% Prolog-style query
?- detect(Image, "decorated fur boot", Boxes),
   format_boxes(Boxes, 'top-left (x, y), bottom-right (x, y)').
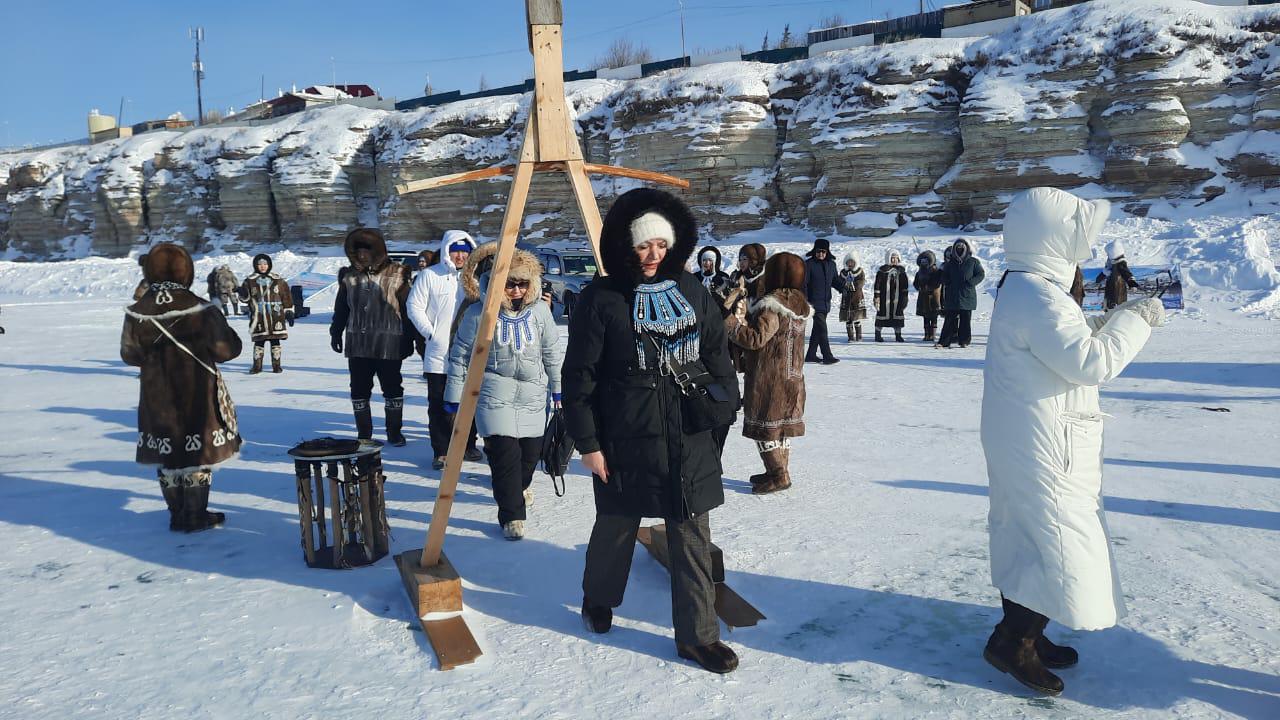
top-left (270, 344), bottom-right (283, 373)
top-left (179, 471), bottom-right (226, 533)
top-left (752, 448), bottom-right (792, 494)
top-left (385, 397), bottom-right (406, 447)
top-left (352, 399), bottom-right (374, 441)
top-left (249, 344), bottom-right (264, 374)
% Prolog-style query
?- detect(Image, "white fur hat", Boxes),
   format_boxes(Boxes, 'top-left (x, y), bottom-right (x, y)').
top-left (630, 212), bottom-right (676, 248)
top-left (1105, 239), bottom-right (1125, 260)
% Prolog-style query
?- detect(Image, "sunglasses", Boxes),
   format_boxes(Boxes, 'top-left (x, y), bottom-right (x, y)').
top-left (505, 279), bottom-right (530, 290)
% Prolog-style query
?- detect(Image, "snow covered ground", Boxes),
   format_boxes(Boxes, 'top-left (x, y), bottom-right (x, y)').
top-left (0, 212), bottom-right (1278, 718)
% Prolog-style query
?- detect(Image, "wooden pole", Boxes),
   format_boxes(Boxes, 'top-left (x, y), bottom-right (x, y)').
top-left (393, 162), bottom-right (688, 196)
top-left (564, 159), bottom-right (606, 271)
top-left (421, 155), bottom-right (537, 568)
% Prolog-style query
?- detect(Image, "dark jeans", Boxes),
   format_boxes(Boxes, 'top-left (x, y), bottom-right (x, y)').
top-left (583, 512), bottom-right (719, 645)
top-left (939, 310), bottom-right (972, 347)
top-left (425, 372), bottom-right (477, 458)
top-left (483, 435), bottom-right (541, 524)
top-left (806, 311), bottom-right (834, 361)
top-left (348, 357), bottom-right (403, 401)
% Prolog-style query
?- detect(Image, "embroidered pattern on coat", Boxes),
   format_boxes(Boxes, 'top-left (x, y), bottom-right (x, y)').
top-left (633, 280), bottom-right (698, 370)
top-left (497, 310), bottom-right (535, 353)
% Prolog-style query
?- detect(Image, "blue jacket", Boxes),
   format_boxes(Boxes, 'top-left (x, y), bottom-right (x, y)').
top-left (804, 256), bottom-right (846, 314)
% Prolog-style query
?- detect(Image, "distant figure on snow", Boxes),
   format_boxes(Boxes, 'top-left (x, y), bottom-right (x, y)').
top-left (913, 250), bottom-right (943, 343)
top-left (982, 187), bottom-right (1163, 696)
top-left (121, 243), bottom-right (242, 533)
top-left (330, 228), bottom-right (413, 447)
top-left (1096, 240), bottom-right (1140, 310)
top-left (937, 239), bottom-right (985, 349)
top-left (695, 245), bottom-right (732, 298)
top-left (803, 238), bottom-right (846, 364)
top-left (237, 254), bottom-right (294, 374)
top-left (838, 251), bottom-right (867, 342)
top-left (724, 243), bottom-right (767, 371)
top-left (207, 265), bottom-right (241, 316)
top-left (873, 250), bottom-right (909, 343)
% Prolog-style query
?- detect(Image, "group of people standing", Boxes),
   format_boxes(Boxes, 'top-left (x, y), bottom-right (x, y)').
top-left (120, 183), bottom-right (1167, 688)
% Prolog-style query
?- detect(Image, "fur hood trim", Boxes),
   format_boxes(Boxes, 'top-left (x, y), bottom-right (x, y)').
top-left (750, 288), bottom-right (812, 320)
top-left (124, 301), bottom-right (210, 321)
top-left (344, 228), bottom-right (389, 272)
top-left (459, 242), bottom-right (543, 309)
top-left (143, 243), bottom-right (195, 287)
top-left (599, 188), bottom-right (698, 286)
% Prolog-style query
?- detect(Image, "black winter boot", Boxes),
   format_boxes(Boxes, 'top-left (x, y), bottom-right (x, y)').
top-left (1001, 596), bottom-right (1078, 668)
top-left (894, 329), bottom-right (905, 342)
top-left (250, 344), bottom-right (264, 374)
top-left (582, 598), bottom-right (613, 633)
top-left (181, 483), bottom-right (226, 533)
top-left (385, 397), bottom-right (406, 447)
top-left (855, 323), bottom-right (862, 342)
top-left (270, 343), bottom-right (282, 373)
top-left (352, 399), bottom-right (374, 441)
top-left (161, 485), bottom-right (185, 532)
top-left (677, 641), bottom-right (739, 674)
top-left (984, 601), bottom-right (1064, 696)
top-left (846, 323), bottom-right (855, 342)
top-left (875, 329), bottom-right (884, 342)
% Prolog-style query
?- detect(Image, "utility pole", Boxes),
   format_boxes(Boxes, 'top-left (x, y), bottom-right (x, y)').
top-left (678, 0), bottom-right (688, 67)
top-left (190, 27), bottom-right (205, 125)
top-left (331, 57), bottom-right (338, 103)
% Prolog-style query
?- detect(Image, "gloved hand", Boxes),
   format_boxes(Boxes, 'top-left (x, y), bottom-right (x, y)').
top-left (444, 402), bottom-right (459, 414)
top-left (1084, 314), bottom-right (1107, 334)
top-left (330, 335), bottom-right (343, 354)
top-left (286, 311), bottom-right (295, 327)
top-left (551, 392), bottom-right (562, 409)
top-left (1120, 297), bottom-right (1165, 328)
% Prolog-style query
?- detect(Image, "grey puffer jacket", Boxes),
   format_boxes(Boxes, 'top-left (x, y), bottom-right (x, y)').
top-left (444, 250), bottom-right (564, 439)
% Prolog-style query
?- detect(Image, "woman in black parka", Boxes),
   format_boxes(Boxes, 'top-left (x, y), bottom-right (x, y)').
top-left (562, 188), bottom-right (741, 674)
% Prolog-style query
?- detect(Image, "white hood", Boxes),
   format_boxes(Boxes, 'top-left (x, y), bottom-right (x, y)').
top-left (437, 230), bottom-right (477, 272)
top-left (1105, 239), bottom-right (1125, 262)
top-left (843, 251), bottom-right (861, 271)
top-left (1003, 187), bottom-right (1110, 288)
top-left (884, 249), bottom-right (902, 267)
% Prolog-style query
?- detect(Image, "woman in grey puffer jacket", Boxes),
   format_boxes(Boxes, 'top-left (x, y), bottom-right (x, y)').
top-left (445, 243), bottom-right (564, 540)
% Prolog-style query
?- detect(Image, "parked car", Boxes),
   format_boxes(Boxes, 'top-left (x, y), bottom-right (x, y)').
top-left (531, 243), bottom-right (597, 318)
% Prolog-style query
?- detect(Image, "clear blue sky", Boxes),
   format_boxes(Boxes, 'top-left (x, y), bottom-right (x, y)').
top-left (1, 0), bottom-right (937, 148)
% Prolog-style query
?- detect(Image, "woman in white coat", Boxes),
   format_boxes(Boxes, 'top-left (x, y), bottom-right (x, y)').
top-left (981, 187), bottom-right (1165, 696)
top-left (445, 245), bottom-right (564, 540)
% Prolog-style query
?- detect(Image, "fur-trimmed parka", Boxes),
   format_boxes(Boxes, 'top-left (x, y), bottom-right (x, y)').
top-left (562, 188), bottom-right (739, 520)
top-left (726, 252), bottom-right (810, 442)
top-left (121, 243), bottom-right (243, 471)
top-left (331, 228), bottom-right (413, 360)
top-left (875, 250), bottom-right (910, 329)
top-left (838, 252), bottom-right (867, 323)
top-left (913, 250), bottom-right (943, 318)
top-left (239, 254), bottom-right (294, 341)
top-left (695, 245), bottom-right (732, 298)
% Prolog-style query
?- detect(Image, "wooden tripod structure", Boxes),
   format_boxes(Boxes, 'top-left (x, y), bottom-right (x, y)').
top-left (393, 0), bottom-right (688, 670)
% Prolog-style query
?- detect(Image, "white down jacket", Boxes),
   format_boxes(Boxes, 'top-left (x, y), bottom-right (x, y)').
top-left (407, 230), bottom-right (477, 374)
top-left (981, 187), bottom-right (1153, 631)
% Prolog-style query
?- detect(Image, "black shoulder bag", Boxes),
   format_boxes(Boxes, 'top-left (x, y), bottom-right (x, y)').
top-left (641, 332), bottom-right (732, 434)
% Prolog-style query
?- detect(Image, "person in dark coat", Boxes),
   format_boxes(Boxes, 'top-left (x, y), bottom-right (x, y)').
top-left (938, 238), bottom-right (985, 348)
top-left (1096, 240), bottom-right (1140, 310)
top-left (802, 238), bottom-right (845, 364)
top-left (874, 250), bottom-right (910, 342)
top-left (562, 188), bottom-right (741, 675)
top-left (838, 251), bottom-right (868, 342)
top-left (121, 243), bottom-right (242, 533)
top-left (238, 253), bottom-right (294, 374)
top-left (724, 243), bottom-right (767, 371)
top-left (913, 250), bottom-right (943, 342)
top-left (695, 245), bottom-right (732, 298)
top-left (330, 228), bottom-right (413, 447)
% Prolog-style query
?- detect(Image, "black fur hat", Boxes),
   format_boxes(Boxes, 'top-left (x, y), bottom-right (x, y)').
top-left (252, 253), bottom-right (273, 273)
top-left (599, 188), bottom-right (698, 286)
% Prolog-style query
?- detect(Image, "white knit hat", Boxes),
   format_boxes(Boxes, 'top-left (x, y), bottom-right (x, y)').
top-left (630, 212), bottom-right (675, 248)
top-left (699, 250), bottom-right (716, 263)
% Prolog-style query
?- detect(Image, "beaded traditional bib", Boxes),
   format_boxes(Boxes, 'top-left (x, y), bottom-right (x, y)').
top-left (632, 280), bottom-right (698, 370)
top-left (497, 310), bottom-right (535, 353)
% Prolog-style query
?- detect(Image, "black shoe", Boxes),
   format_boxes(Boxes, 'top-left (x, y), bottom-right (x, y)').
top-left (464, 447), bottom-right (484, 462)
top-left (820, 357), bottom-right (840, 365)
top-left (431, 456), bottom-right (446, 470)
top-left (958, 343), bottom-right (969, 348)
top-left (804, 355), bottom-right (820, 363)
top-left (984, 625), bottom-right (1064, 696)
top-left (1035, 634), bottom-right (1079, 669)
top-left (581, 599), bottom-right (612, 633)
top-left (677, 641), bottom-right (739, 674)
top-left (895, 332), bottom-right (905, 343)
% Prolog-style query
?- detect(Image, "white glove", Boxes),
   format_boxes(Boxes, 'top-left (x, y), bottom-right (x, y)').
top-left (1084, 314), bottom-right (1107, 334)
top-left (1119, 297), bottom-right (1165, 328)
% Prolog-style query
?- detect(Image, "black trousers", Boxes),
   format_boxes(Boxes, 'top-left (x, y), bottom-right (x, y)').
top-left (483, 435), bottom-right (541, 524)
top-left (939, 310), bottom-right (972, 347)
top-left (806, 311), bottom-right (834, 361)
top-left (425, 372), bottom-right (477, 458)
top-left (348, 357), bottom-right (403, 401)
top-left (583, 512), bottom-right (719, 645)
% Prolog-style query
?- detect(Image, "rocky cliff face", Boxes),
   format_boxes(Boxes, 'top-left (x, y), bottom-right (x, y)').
top-left (3, 1), bottom-right (1278, 260)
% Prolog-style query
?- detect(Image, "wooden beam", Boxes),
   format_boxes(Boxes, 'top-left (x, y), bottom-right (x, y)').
top-left (395, 161), bottom-right (689, 196)
top-left (531, 24), bottom-right (572, 162)
top-left (420, 157), bottom-right (537, 568)
top-left (564, 159), bottom-right (606, 272)
top-left (525, 0), bottom-right (562, 25)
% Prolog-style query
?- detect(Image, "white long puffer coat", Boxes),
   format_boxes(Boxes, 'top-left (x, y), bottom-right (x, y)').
top-left (407, 230), bottom-right (477, 374)
top-left (981, 187), bottom-right (1153, 631)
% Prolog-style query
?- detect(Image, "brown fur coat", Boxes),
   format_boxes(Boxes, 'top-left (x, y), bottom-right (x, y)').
top-left (726, 288), bottom-right (810, 442)
top-left (122, 246), bottom-right (243, 471)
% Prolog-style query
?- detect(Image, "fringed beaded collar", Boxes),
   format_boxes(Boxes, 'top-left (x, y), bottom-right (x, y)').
top-left (497, 309), bottom-right (535, 353)
top-left (632, 280), bottom-right (698, 370)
